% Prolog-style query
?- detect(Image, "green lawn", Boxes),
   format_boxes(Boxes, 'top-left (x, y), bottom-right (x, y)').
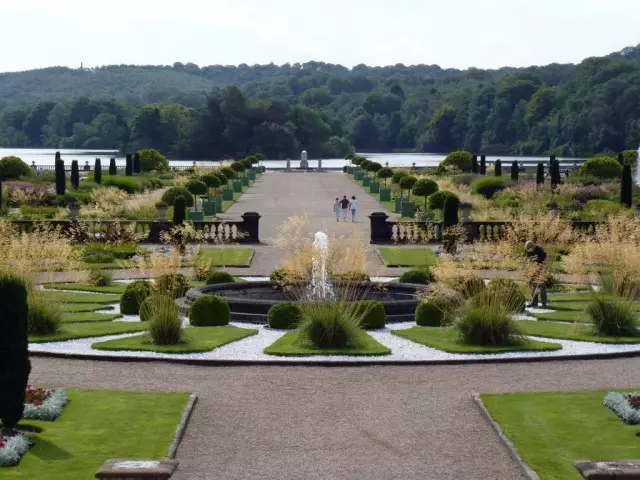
top-left (547, 293), bottom-right (592, 302)
top-left (532, 310), bottom-right (588, 323)
top-left (92, 325), bottom-right (258, 353)
top-left (393, 326), bottom-right (561, 353)
top-left (481, 390), bottom-right (640, 480)
top-left (29, 322), bottom-right (147, 343)
top-left (57, 303), bottom-right (114, 313)
top-left (517, 320), bottom-right (640, 343)
top-left (378, 247), bottom-right (440, 267)
top-left (43, 283), bottom-right (128, 294)
top-left (264, 330), bottom-right (391, 356)
top-left (39, 291), bottom-right (121, 304)
top-left (60, 312), bottom-right (122, 323)
top-left (546, 301), bottom-right (591, 312)
top-left (2, 389), bottom-right (189, 480)
top-left (197, 247), bottom-right (254, 267)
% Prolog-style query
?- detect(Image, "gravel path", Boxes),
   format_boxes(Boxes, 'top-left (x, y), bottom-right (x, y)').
top-left (29, 356), bottom-right (640, 479)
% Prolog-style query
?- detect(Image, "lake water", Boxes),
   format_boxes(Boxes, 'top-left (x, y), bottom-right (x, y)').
top-left (0, 148), bottom-right (586, 169)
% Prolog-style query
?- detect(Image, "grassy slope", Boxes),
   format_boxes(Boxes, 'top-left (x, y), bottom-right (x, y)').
top-left (92, 326), bottom-right (258, 353)
top-left (518, 320), bottom-right (640, 343)
top-left (481, 390), bottom-right (640, 480)
top-left (264, 330), bottom-right (391, 356)
top-left (3, 389), bottom-right (189, 480)
top-left (29, 322), bottom-right (147, 343)
top-left (378, 247), bottom-right (440, 267)
top-left (393, 327), bottom-right (561, 353)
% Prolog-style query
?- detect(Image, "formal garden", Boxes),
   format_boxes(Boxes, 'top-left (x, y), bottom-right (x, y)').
top-left (2, 149), bottom-right (640, 478)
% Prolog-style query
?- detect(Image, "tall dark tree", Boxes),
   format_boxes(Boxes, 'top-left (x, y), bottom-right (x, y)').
top-left (494, 159), bottom-right (502, 176)
top-left (536, 162), bottom-right (545, 186)
top-left (618, 152), bottom-right (624, 165)
top-left (109, 157), bottom-right (117, 175)
top-left (173, 196), bottom-right (186, 225)
top-left (70, 160), bottom-right (79, 189)
top-left (471, 154), bottom-right (478, 174)
top-left (480, 155), bottom-right (486, 175)
top-left (55, 159), bottom-right (65, 195)
top-left (133, 152), bottom-right (140, 174)
top-left (0, 273), bottom-right (30, 430)
top-left (125, 153), bottom-right (133, 176)
top-left (510, 160), bottom-right (518, 181)
top-left (94, 158), bottom-right (102, 184)
top-left (550, 159), bottom-right (561, 187)
top-left (621, 164), bottom-right (633, 207)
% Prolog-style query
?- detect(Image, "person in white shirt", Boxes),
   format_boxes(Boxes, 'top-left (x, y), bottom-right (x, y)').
top-left (350, 196), bottom-right (358, 222)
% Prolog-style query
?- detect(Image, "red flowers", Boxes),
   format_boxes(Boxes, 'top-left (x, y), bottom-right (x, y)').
top-left (0, 435), bottom-right (5, 449)
top-left (625, 394), bottom-right (640, 410)
top-left (24, 385), bottom-right (52, 407)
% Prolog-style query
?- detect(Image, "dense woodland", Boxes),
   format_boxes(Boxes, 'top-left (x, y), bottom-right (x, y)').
top-left (1, 45), bottom-right (640, 159)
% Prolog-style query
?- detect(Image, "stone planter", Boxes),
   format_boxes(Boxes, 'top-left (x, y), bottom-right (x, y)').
top-left (203, 200), bottom-right (216, 216)
top-left (394, 197), bottom-right (403, 213)
top-left (401, 201), bottom-right (415, 218)
top-left (241, 177), bottom-right (249, 186)
top-left (233, 181), bottom-right (243, 193)
top-left (362, 177), bottom-right (371, 187)
top-left (369, 182), bottom-right (380, 194)
top-left (155, 202), bottom-right (169, 221)
top-left (222, 188), bottom-right (234, 200)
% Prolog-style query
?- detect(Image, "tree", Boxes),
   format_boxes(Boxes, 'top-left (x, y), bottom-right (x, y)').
top-left (510, 160), bottom-right (518, 181)
top-left (0, 156), bottom-right (30, 180)
top-left (443, 196), bottom-right (460, 228)
top-left (472, 155), bottom-right (478, 174)
top-left (550, 159), bottom-right (561, 186)
top-left (138, 149), bottom-right (169, 172)
top-left (71, 160), bottom-right (79, 189)
top-left (125, 154), bottom-right (133, 176)
top-left (480, 155), bottom-right (486, 175)
top-left (109, 158), bottom-right (117, 175)
top-left (366, 161), bottom-right (383, 180)
top-left (412, 178), bottom-right (439, 210)
top-left (494, 159), bottom-right (502, 176)
top-left (377, 167), bottom-right (393, 189)
top-left (399, 175), bottom-right (418, 200)
top-left (621, 164), bottom-right (633, 207)
top-left (173, 196), bottom-right (186, 225)
top-left (536, 162), bottom-right (544, 186)
top-left (439, 150), bottom-right (473, 172)
top-left (95, 158), bottom-right (102, 184)
top-left (55, 159), bottom-right (65, 195)
top-left (133, 152), bottom-right (140, 174)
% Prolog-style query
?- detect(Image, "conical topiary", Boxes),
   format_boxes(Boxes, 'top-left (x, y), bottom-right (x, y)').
top-left (55, 159), bottom-right (65, 195)
top-left (480, 155), bottom-right (486, 175)
top-left (471, 155), bottom-right (478, 174)
top-left (621, 164), bottom-right (633, 207)
top-left (494, 159), bottom-right (502, 176)
top-left (109, 158), bottom-right (117, 175)
top-left (94, 158), bottom-right (102, 184)
top-left (510, 161), bottom-right (518, 181)
top-left (71, 160), bottom-right (79, 189)
top-left (125, 154), bottom-right (133, 176)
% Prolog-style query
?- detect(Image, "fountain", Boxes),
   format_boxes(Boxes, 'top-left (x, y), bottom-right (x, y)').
top-left (307, 232), bottom-right (334, 300)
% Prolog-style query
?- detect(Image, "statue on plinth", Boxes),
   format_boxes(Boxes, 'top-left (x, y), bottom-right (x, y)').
top-left (300, 150), bottom-right (309, 169)
top-left (286, 159), bottom-right (291, 171)
top-left (318, 158), bottom-right (322, 171)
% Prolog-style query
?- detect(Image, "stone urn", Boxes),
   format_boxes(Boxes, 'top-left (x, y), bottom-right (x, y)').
top-left (459, 202), bottom-right (472, 223)
top-left (155, 201), bottom-right (169, 221)
top-left (67, 201), bottom-right (80, 221)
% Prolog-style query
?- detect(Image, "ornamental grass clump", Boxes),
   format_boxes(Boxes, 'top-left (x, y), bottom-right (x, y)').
top-left (456, 289), bottom-right (522, 346)
top-left (141, 294), bottom-right (182, 345)
top-left (27, 296), bottom-right (61, 335)
top-left (587, 294), bottom-right (639, 337)
top-left (297, 299), bottom-right (363, 349)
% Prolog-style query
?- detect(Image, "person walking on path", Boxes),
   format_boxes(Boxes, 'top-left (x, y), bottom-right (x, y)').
top-left (340, 195), bottom-right (350, 222)
top-left (350, 195), bottom-right (358, 222)
top-left (333, 197), bottom-right (341, 222)
top-left (525, 240), bottom-right (548, 308)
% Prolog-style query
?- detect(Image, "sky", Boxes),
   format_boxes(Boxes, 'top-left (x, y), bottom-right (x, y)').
top-left (2, 0), bottom-right (640, 72)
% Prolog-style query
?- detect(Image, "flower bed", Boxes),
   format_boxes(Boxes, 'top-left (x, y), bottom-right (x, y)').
top-left (603, 391), bottom-right (640, 424)
top-left (0, 433), bottom-right (30, 467)
top-left (23, 386), bottom-right (68, 421)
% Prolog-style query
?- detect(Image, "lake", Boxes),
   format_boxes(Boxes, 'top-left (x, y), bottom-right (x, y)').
top-left (0, 148), bottom-right (586, 170)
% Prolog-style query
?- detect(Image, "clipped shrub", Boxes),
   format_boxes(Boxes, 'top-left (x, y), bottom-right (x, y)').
top-left (173, 196), bottom-right (186, 225)
top-left (88, 269), bottom-right (112, 287)
top-left (155, 273), bottom-right (190, 298)
top-left (125, 154), bottom-right (133, 176)
top-left (200, 173), bottom-right (221, 190)
top-left (0, 156), bottom-right (30, 180)
top-left (120, 280), bottom-right (152, 315)
top-left (412, 178), bottom-right (439, 209)
top-left (220, 166), bottom-right (237, 181)
top-left (27, 297), bottom-right (61, 335)
top-left (580, 156), bottom-right (623, 179)
top-left (399, 268), bottom-right (433, 285)
top-left (484, 277), bottom-right (526, 312)
top-left (186, 179), bottom-right (208, 196)
top-left (231, 161), bottom-right (246, 174)
top-left (349, 300), bottom-right (386, 330)
top-left (399, 175), bottom-right (418, 198)
top-left (189, 295), bottom-right (230, 326)
top-left (267, 302), bottom-right (303, 329)
top-left (102, 175), bottom-right (143, 194)
top-left (494, 159), bottom-right (502, 176)
top-left (587, 295), bottom-right (639, 337)
top-left (471, 176), bottom-right (508, 199)
top-left (95, 158), bottom-right (103, 184)
top-left (443, 196), bottom-right (460, 228)
top-left (377, 167), bottom-right (393, 188)
top-left (457, 292), bottom-right (521, 346)
top-left (391, 169), bottom-right (409, 184)
top-left (334, 271), bottom-right (370, 282)
top-left (0, 273), bottom-right (30, 429)
top-left (536, 162), bottom-right (544, 185)
top-left (206, 271), bottom-right (235, 284)
top-left (138, 149), bottom-right (169, 172)
top-left (269, 268), bottom-right (288, 284)
top-left (84, 252), bottom-right (116, 264)
top-left (428, 190), bottom-right (459, 210)
top-left (415, 298), bottom-right (452, 327)
top-left (439, 150), bottom-right (473, 172)
top-left (162, 186), bottom-right (194, 207)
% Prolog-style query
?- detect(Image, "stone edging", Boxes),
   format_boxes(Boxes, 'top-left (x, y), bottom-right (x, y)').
top-left (472, 393), bottom-right (539, 480)
top-left (167, 393), bottom-right (198, 459)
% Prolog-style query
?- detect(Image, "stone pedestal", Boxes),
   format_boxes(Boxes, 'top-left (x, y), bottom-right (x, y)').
top-left (574, 460), bottom-right (640, 479)
top-left (95, 459), bottom-right (179, 479)
top-left (369, 212), bottom-right (390, 244)
top-left (241, 212), bottom-right (261, 243)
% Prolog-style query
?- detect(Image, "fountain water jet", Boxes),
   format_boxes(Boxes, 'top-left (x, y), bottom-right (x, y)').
top-left (308, 232), bottom-right (334, 300)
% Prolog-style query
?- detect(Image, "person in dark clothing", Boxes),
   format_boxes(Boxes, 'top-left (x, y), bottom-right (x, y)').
top-left (339, 195), bottom-right (350, 221)
top-left (525, 240), bottom-right (547, 307)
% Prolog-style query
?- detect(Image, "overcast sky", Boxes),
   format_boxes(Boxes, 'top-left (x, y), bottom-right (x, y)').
top-left (2, 0), bottom-right (639, 72)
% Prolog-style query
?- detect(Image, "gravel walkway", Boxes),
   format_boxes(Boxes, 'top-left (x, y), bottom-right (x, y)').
top-left (29, 356), bottom-right (640, 479)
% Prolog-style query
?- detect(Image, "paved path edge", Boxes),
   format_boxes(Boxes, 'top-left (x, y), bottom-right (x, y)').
top-left (472, 393), bottom-right (540, 480)
top-left (168, 393), bottom-right (198, 459)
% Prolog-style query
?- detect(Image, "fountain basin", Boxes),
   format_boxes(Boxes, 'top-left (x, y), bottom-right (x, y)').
top-left (181, 281), bottom-right (422, 324)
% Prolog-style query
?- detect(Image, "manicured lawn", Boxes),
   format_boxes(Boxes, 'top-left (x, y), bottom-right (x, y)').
top-left (2, 389), bottom-right (189, 480)
top-left (481, 390), bottom-right (640, 480)
top-left (39, 291), bottom-right (121, 304)
top-left (517, 320), bottom-right (640, 343)
top-left (197, 247), bottom-right (254, 267)
top-left (547, 293), bottom-right (591, 302)
top-left (43, 283), bottom-right (128, 294)
top-left (29, 322), bottom-right (147, 343)
top-left (393, 326), bottom-right (561, 353)
top-left (532, 310), bottom-right (588, 323)
top-left (378, 247), bottom-right (440, 267)
top-left (92, 325), bottom-right (258, 353)
top-left (60, 312), bottom-right (122, 323)
top-left (57, 303), bottom-right (114, 313)
top-left (546, 301), bottom-right (591, 312)
top-left (264, 330), bottom-right (391, 356)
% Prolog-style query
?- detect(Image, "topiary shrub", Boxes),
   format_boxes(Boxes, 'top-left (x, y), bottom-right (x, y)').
top-left (0, 156), bottom-right (30, 180)
top-left (138, 149), bottom-right (169, 172)
top-left (186, 179), bottom-right (208, 196)
top-left (439, 150), bottom-right (473, 172)
top-left (220, 166), bottom-right (237, 181)
top-left (428, 190), bottom-right (459, 210)
top-left (471, 177), bottom-right (508, 199)
top-left (155, 273), bottom-right (190, 299)
top-left (189, 295), bottom-right (230, 326)
top-left (231, 161), bottom-right (246, 175)
top-left (0, 273), bottom-right (30, 429)
top-left (484, 277), bottom-right (526, 312)
top-left (580, 156), bottom-right (623, 179)
top-left (206, 271), bottom-right (235, 284)
top-left (334, 271), bottom-right (370, 282)
top-left (173, 196), bottom-right (186, 225)
top-left (587, 295), bottom-right (639, 337)
top-left (162, 187), bottom-right (194, 207)
top-left (200, 173), bottom-right (221, 190)
top-left (120, 280), bottom-right (152, 315)
top-left (391, 169), bottom-right (409, 185)
top-left (349, 300), bottom-right (386, 330)
top-left (27, 297), bottom-right (61, 335)
top-left (399, 175), bottom-right (418, 200)
top-left (399, 268), bottom-right (433, 285)
top-left (415, 298), bottom-right (452, 327)
top-left (412, 178), bottom-right (439, 210)
top-left (88, 269), bottom-right (112, 287)
top-left (270, 268), bottom-right (288, 283)
top-left (267, 302), bottom-right (302, 329)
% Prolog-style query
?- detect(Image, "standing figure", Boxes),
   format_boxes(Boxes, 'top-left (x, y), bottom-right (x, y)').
top-left (340, 195), bottom-right (350, 222)
top-left (525, 240), bottom-right (548, 308)
top-left (333, 197), bottom-right (341, 222)
top-left (350, 195), bottom-right (358, 222)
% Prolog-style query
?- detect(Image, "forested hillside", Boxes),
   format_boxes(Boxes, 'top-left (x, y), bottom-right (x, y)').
top-left (1, 45), bottom-right (639, 158)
